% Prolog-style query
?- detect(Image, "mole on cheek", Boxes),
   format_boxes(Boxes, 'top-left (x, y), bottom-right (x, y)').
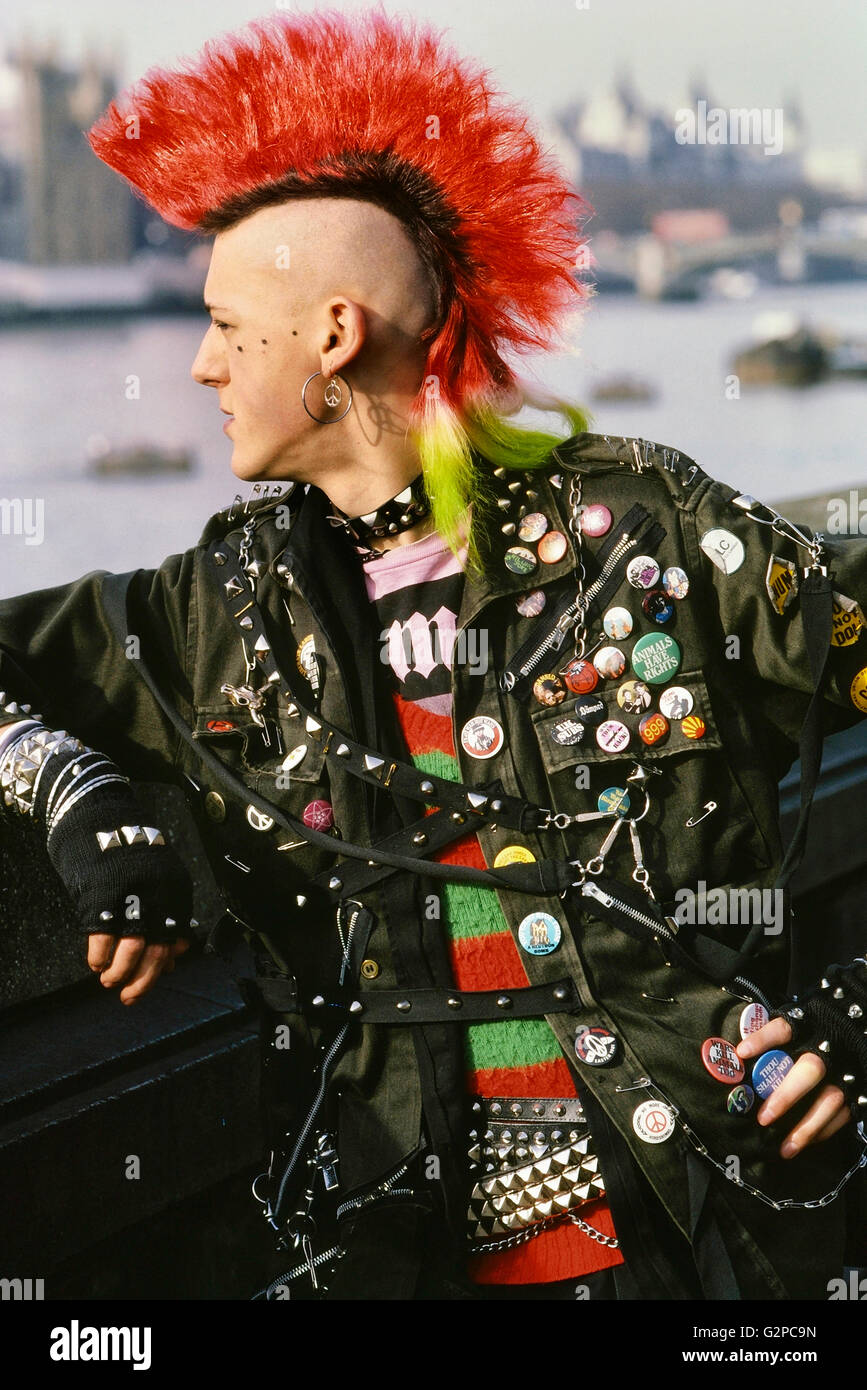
top-left (261, 338), bottom-right (268, 345)
top-left (292, 330), bottom-right (298, 336)
top-left (236, 344), bottom-right (243, 352)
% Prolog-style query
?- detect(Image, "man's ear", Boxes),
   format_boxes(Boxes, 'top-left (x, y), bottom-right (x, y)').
top-left (320, 296), bottom-right (366, 378)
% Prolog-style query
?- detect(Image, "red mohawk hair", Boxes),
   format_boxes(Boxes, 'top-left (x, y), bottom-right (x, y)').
top-left (88, 7), bottom-right (590, 413)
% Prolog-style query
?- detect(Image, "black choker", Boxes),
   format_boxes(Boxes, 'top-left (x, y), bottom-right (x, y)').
top-left (326, 474), bottom-right (431, 557)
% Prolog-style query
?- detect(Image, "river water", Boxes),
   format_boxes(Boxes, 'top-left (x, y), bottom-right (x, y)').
top-left (1, 280), bottom-right (865, 598)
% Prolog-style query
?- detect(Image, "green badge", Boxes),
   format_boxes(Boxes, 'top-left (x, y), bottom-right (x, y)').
top-left (631, 632), bottom-right (682, 685)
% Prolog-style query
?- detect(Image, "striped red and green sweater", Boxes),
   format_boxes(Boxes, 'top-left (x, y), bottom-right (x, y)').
top-left (363, 529), bottom-right (622, 1284)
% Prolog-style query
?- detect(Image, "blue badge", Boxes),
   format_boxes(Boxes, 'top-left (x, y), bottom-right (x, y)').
top-left (517, 911), bottom-right (562, 956)
top-left (752, 1050), bottom-right (794, 1099)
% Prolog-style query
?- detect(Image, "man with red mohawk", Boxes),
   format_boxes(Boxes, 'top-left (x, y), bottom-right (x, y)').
top-left (1, 8), bottom-right (866, 1301)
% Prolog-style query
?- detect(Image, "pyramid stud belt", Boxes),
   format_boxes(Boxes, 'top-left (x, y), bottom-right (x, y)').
top-left (466, 1096), bottom-right (606, 1251)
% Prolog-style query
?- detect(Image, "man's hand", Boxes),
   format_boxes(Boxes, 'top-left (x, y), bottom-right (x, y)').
top-left (736, 1017), bottom-right (851, 1159)
top-left (88, 933), bottom-right (191, 1004)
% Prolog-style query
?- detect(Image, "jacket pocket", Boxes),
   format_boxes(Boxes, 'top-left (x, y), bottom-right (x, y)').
top-left (530, 669), bottom-right (773, 895)
top-left (193, 705), bottom-right (327, 785)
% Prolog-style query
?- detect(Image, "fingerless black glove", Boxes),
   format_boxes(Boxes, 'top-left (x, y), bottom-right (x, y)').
top-left (19, 735), bottom-right (195, 943)
top-left (780, 958), bottom-right (867, 1113)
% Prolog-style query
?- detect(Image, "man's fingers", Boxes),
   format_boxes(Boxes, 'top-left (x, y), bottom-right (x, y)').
top-left (809, 1105), bottom-right (853, 1147)
top-left (87, 933), bottom-right (116, 972)
top-left (755, 1050), bottom-right (827, 1127)
top-left (735, 1015), bottom-right (793, 1061)
top-left (117, 944), bottom-right (173, 1004)
top-left (779, 1084), bottom-right (848, 1158)
top-left (99, 936), bottom-right (146, 987)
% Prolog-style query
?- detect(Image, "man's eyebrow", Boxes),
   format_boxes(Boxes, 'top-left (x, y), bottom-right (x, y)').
top-left (204, 303), bottom-right (232, 313)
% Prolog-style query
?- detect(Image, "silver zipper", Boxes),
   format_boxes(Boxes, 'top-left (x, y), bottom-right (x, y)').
top-left (515, 532), bottom-right (640, 680)
top-left (581, 880), bottom-right (669, 936)
top-left (335, 1161), bottom-right (414, 1220)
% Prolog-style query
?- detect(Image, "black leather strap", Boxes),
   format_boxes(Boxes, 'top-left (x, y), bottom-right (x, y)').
top-left (99, 569), bottom-right (572, 897)
top-left (306, 978), bottom-right (580, 1024)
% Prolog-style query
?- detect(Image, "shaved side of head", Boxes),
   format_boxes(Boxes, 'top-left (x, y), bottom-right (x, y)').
top-left (213, 198), bottom-right (438, 387)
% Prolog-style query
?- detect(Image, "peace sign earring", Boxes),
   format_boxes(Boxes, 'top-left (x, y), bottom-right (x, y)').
top-left (301, 370), bottom-right (353, 423)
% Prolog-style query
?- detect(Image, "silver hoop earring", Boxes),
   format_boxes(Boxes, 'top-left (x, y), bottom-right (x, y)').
top-left (301, 370), bottom-right (353, 424)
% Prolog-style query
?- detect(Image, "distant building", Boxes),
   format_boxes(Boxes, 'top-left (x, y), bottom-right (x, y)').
top-left (1, 44), bottom-right (133, 264)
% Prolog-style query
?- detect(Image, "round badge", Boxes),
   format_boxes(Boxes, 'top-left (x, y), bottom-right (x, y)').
top-left (538, 530), bottom-right (568, 564)
top-left (639, 711), bottom-right (669, 746)
top-left (550, 717), bottom-right (585, 746)
top-left (752, 1050), bottom-right (794, 1099)
top-left (517, 911), bottom-right (562, 956)
top-left (460, 716), bottom-right (504, 759)
top-left (626, 555), bottom-right (660, 590)
top-left (574, 1025), bottom-right (619, 1067)
top-left (562, 658), bottom-right (599, 694)
top-left (659, 686), bottom-right (693, 720)
top-left (616, 679), bottom-right (651, 714)
top-left (681, 715), bottom-right (706, 740)
top-left (593, 645), bottom-right (627, 681)
top-left (207, 718), bottom-right (236, 732)
top-left (493, 845), bottom-right (536, 868)
top-left (596, 719), bottom-right (630, 753)
top-left (580, 504), bottom-right (613, 538)
top-left (533, 673), bottom-right (566, 707)
top-left (516, 589), bottom-right (546, 618)
top-left (701, 1037), bottom-right (745, 1084)
top-left (574, 694), bottom-right (606, 725)
top-left (518, 511), bottom-right (548, 543)
top-left (280, 744), bottom-right (308, 772)
top-left (641, 589), bottom-right (675, 624)
top-left (302, 799), bottom-right (334, 830)
top-left (603, 606), bottom-right (633, 641)
top-left (597, 786), bottom-right (631, 815)
top-left (504, 546), bottom-right (537, 575)
top-left (204, 791), bottom-right (227, 823)
top-left (632, 1099), bottom-right (676, 1144)
top-left (726, 1084), bottom-right (756, 1116)
top-left (739, 1002), bottom-right (769, 1039)
top-left (631, 633), bottom-right (682, 685)
top-left (246, 805), bottom-right (275, 832)
top-left (850, 667), bottom-right (867, 713)
top-left (700, 528), bottom-right (745, 575)
top-left (663, 566), bottom-right (690, 600)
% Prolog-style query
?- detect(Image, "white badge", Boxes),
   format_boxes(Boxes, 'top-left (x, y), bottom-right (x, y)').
top-left (700, 528), bottom-right (745, 575)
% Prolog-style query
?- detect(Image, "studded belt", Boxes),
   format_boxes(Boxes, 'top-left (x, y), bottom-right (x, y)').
top-left (467, 1096), bottom-right (606, 1252)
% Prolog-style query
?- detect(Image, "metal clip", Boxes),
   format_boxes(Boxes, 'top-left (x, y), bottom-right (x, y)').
top-left (685, 801), bottom-right (717, 827)
top-left (586, 814), bottom-right (625, 875)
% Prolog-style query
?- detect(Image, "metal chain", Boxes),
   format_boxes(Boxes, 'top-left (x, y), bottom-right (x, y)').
top-left (621, 1077), bottom-right (867, 1210)
top-left (569, 1214), bottom-right (620, 1247)
top-left (565, 471), bottom-right (590, 659)
top-left (732, 495), bottom-right (827, 573)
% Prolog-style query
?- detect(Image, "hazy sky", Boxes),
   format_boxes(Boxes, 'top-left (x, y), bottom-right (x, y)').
top-left (1, 0), bottom-right (865, 152)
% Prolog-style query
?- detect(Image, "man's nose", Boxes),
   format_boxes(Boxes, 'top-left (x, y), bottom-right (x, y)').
top-left (191, 328), bottom-right (227, 387)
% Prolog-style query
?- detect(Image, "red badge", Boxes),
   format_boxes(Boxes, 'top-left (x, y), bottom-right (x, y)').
top-left (303, 799), bottom-right (334, 830)
top-left (638, 712), bottom-right (669, 746)
top-left (682, 715), bottom-right (706, 740)
top-left (700, 1037), bottom-right (745, 1084)
top-left (562, 658), bottom-right (599, 694)
top-left (207, 718), bottom-right (236, 732)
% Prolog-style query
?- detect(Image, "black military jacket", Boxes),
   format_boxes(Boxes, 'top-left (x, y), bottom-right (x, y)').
top-left (2, 431), bottom-right (866, 1299)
